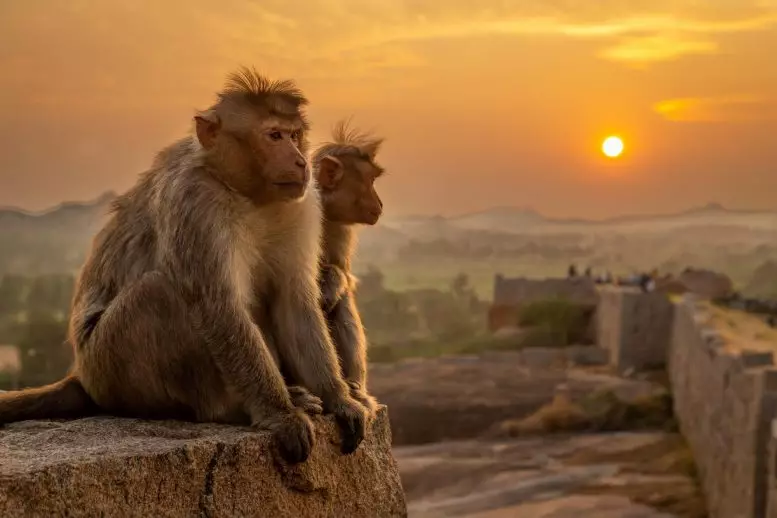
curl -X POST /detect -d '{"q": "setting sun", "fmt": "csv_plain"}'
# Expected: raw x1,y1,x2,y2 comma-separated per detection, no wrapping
602,136,624,158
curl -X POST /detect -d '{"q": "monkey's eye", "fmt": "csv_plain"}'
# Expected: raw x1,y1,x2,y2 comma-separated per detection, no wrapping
291,130,301,143
269,131,283,141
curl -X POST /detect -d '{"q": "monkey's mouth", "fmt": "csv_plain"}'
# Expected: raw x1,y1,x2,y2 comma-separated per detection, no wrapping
274,181,306,192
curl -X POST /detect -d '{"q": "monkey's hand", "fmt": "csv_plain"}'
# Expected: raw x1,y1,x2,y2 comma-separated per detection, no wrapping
324,395,369,455
288,385,323,415
347,380,379,417
320,265,350,313
255,409,315,465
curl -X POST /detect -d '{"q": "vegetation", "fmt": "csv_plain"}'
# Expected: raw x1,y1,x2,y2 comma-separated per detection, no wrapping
517,297,593,347
494,388,677,437
0,274,74,389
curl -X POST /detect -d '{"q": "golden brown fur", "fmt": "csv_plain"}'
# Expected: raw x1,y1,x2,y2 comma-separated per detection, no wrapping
0,68,368,463
312,119,385,414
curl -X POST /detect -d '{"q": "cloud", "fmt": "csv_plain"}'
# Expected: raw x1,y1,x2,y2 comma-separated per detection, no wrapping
653,95,776,122
599,33,718,64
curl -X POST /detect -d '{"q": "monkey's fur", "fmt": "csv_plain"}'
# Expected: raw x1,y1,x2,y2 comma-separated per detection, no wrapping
311,120,385,413
0,68,369,464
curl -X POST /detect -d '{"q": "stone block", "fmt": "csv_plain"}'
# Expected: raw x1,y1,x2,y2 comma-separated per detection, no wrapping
0,407,407,518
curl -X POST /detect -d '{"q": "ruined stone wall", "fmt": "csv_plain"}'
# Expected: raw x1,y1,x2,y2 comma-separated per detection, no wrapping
596,289,777,517
669,296,777,518
596,287,674,373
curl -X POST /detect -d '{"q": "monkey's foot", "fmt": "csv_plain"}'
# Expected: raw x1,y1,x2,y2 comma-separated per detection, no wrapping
346,380,379,416
288,385,323,415
326,395,368,455
261,409,315,465
350,390,379,416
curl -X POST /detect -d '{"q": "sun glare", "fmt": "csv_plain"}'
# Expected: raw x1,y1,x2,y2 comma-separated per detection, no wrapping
602,136,624,158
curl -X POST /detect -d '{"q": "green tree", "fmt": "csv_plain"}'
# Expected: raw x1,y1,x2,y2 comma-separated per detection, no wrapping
16,311,72,387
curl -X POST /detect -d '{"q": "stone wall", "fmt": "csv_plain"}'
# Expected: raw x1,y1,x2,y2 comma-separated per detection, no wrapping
0,406,407,518
668,296,777,518
768,421,777,518
596,286,674,373
596,289,777,517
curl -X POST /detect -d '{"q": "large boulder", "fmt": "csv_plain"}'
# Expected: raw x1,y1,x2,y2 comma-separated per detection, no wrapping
0,406,406,517
677,267,733,300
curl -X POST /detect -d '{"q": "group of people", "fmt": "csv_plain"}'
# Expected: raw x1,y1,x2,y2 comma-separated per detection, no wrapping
567,264,657,293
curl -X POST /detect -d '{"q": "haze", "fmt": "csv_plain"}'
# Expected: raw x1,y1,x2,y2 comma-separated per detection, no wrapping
1,0,776,218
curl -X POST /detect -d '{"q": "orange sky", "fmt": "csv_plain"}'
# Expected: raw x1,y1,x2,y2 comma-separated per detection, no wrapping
1,0,776,218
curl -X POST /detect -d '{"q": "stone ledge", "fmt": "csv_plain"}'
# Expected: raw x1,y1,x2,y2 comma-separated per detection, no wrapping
0,406,407,518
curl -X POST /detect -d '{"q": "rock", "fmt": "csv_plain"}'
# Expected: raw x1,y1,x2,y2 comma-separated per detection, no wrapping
0,406,407,518
521,347,565,368
677,268,733,300
565,346,609,366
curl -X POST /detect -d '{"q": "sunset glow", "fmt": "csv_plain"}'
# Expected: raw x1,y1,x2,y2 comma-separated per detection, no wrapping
1,1,776,218
602,136,625,158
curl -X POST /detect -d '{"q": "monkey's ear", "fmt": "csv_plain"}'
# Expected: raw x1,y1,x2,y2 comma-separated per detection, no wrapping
194,110,221,149
317,155,344,190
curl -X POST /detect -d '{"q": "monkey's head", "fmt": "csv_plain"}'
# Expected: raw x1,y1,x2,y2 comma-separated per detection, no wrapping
313,120,385,226
194,67,311,205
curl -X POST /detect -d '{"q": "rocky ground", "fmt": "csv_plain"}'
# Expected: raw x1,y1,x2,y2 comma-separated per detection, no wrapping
370,349,662,446
369,349,705,518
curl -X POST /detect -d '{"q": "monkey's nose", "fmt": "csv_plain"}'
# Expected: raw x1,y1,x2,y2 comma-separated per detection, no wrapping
295,157,307,169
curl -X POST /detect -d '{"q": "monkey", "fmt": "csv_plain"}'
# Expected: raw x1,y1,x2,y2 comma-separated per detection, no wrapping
0,67,369,463
307,119,386,415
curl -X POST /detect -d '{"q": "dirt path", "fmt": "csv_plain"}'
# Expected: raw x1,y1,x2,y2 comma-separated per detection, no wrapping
395,432,702,518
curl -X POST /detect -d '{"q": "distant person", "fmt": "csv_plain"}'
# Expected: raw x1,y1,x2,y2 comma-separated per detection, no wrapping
584,267,592,277
568,264,577,278
638,273,655,293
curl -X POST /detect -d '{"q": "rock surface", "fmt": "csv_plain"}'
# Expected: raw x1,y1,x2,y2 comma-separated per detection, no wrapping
396,432,699,517
369,352,660,445
0,406,407,518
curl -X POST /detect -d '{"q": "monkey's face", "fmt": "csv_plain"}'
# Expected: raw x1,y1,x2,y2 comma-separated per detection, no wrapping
197,112,310,205
244,120,310,203
317,155,384,225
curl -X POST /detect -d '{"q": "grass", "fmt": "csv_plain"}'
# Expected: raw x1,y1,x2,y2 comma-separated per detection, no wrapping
367,333,525,363
493,388,677,437
358,258,577,300
705,302,777,353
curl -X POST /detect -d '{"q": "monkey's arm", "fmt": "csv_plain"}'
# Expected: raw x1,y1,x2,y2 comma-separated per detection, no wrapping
272,273,368,452
158,183,295,426
329,293,378,413
273,282,351,406
319,264,351,312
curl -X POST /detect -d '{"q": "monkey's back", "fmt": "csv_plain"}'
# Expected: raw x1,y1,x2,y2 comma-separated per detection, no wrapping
68,170,163,345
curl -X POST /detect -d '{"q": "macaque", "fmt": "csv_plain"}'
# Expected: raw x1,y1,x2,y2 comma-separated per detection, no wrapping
311,120,386,413
0,68,368,463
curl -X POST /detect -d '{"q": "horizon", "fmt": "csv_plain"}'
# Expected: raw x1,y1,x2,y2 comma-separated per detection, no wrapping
2,1,776,218
2,190,774,224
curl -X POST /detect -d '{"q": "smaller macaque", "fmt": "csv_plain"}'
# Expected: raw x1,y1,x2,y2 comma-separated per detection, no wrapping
312,120,386,414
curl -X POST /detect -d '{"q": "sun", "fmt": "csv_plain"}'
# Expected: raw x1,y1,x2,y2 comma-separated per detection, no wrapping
602,136,624,158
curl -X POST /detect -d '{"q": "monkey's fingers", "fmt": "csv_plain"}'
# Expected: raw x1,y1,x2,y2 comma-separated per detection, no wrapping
271,411,315,465
288,385,324,415
320,287,342,313
333,399,367,455
351,390,379,417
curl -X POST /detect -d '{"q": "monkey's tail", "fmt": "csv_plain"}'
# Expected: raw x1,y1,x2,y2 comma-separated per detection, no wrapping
0,375,98,424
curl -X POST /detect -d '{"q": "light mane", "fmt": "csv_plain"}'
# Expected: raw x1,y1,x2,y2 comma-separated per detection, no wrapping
311,118,385,173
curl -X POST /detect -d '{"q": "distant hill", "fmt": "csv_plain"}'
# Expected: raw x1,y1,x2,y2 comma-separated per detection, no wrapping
381,202,777,238
0,192,116,275
2,193,776,276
